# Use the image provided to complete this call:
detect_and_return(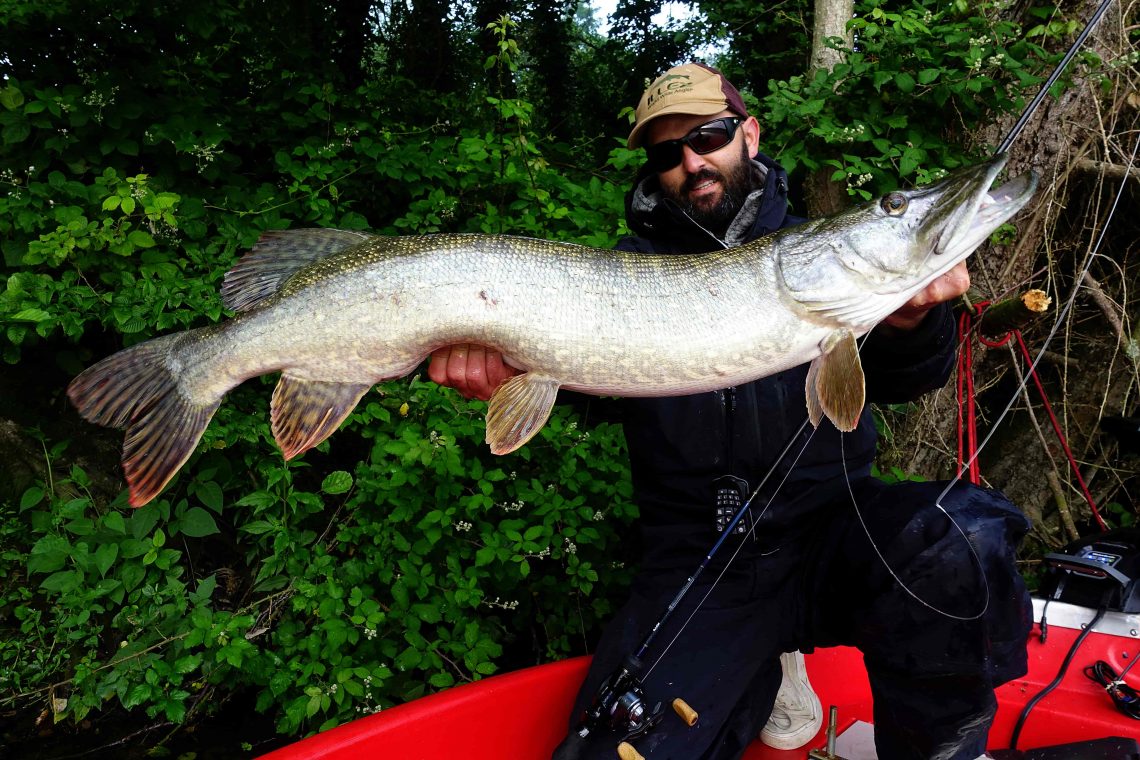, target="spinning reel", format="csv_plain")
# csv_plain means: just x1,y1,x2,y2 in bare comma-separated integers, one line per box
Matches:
574,654,664,743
